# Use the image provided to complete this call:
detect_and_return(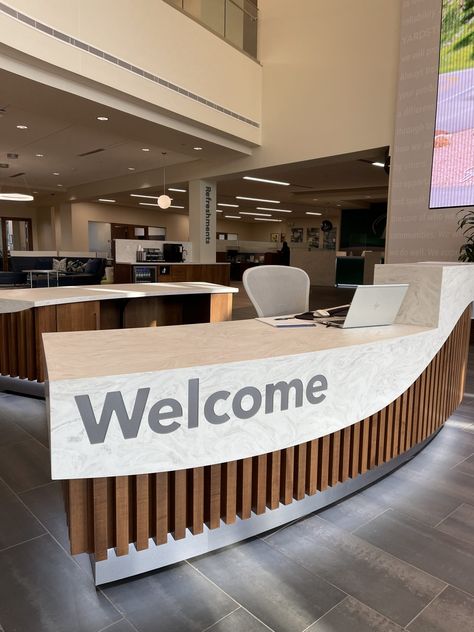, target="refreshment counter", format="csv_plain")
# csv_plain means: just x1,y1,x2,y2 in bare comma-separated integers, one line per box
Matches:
0,282,237,382
42,263,473,584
